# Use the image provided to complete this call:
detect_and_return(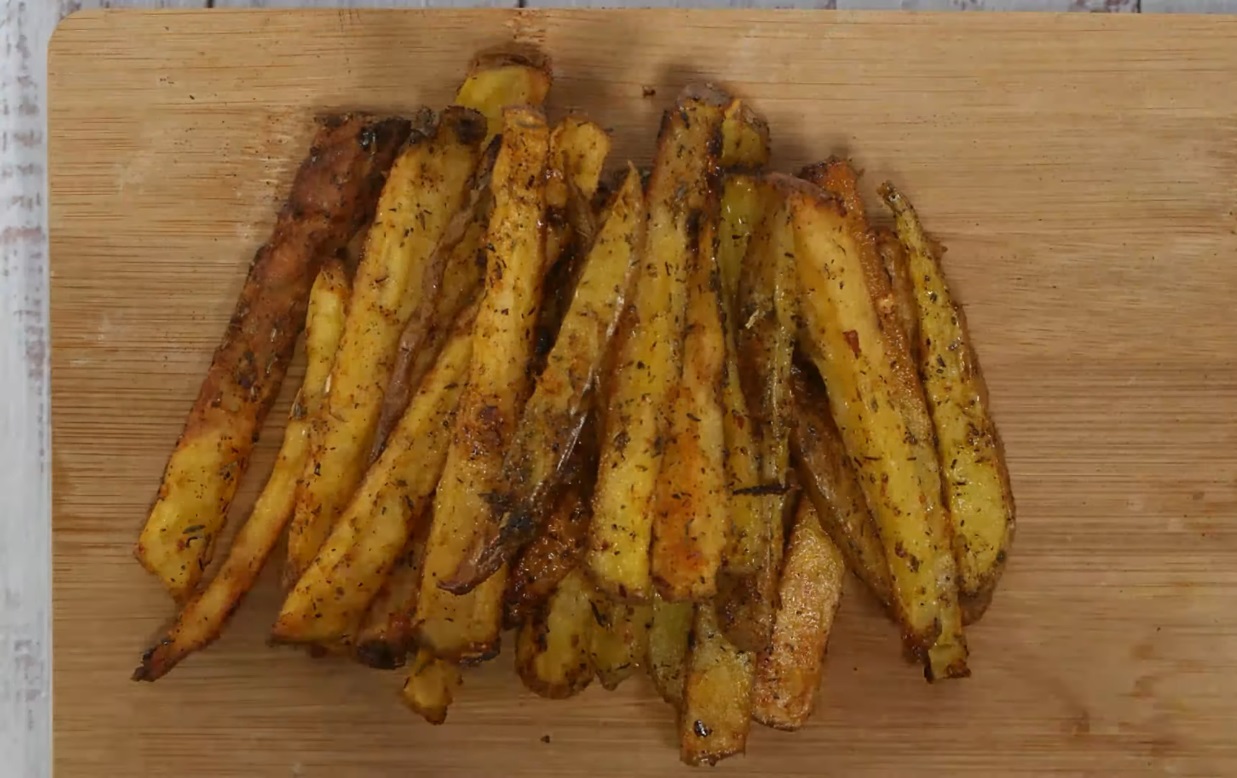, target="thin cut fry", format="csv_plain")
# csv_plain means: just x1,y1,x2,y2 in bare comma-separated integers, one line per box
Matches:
414,107,551,661
680,605,754,766
515,569,596,699
401,649,463,725
879,182,1015,623
133,260,350,681
134,114,408,601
